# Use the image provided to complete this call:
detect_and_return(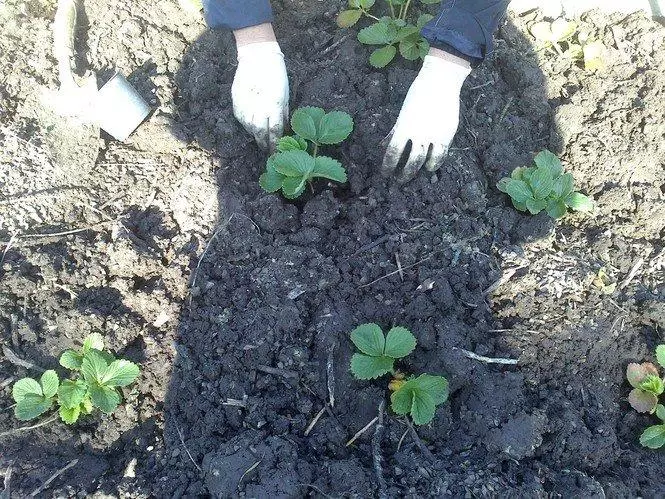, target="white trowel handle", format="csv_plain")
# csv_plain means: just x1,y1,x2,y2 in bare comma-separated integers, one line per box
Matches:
54,0,78,89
